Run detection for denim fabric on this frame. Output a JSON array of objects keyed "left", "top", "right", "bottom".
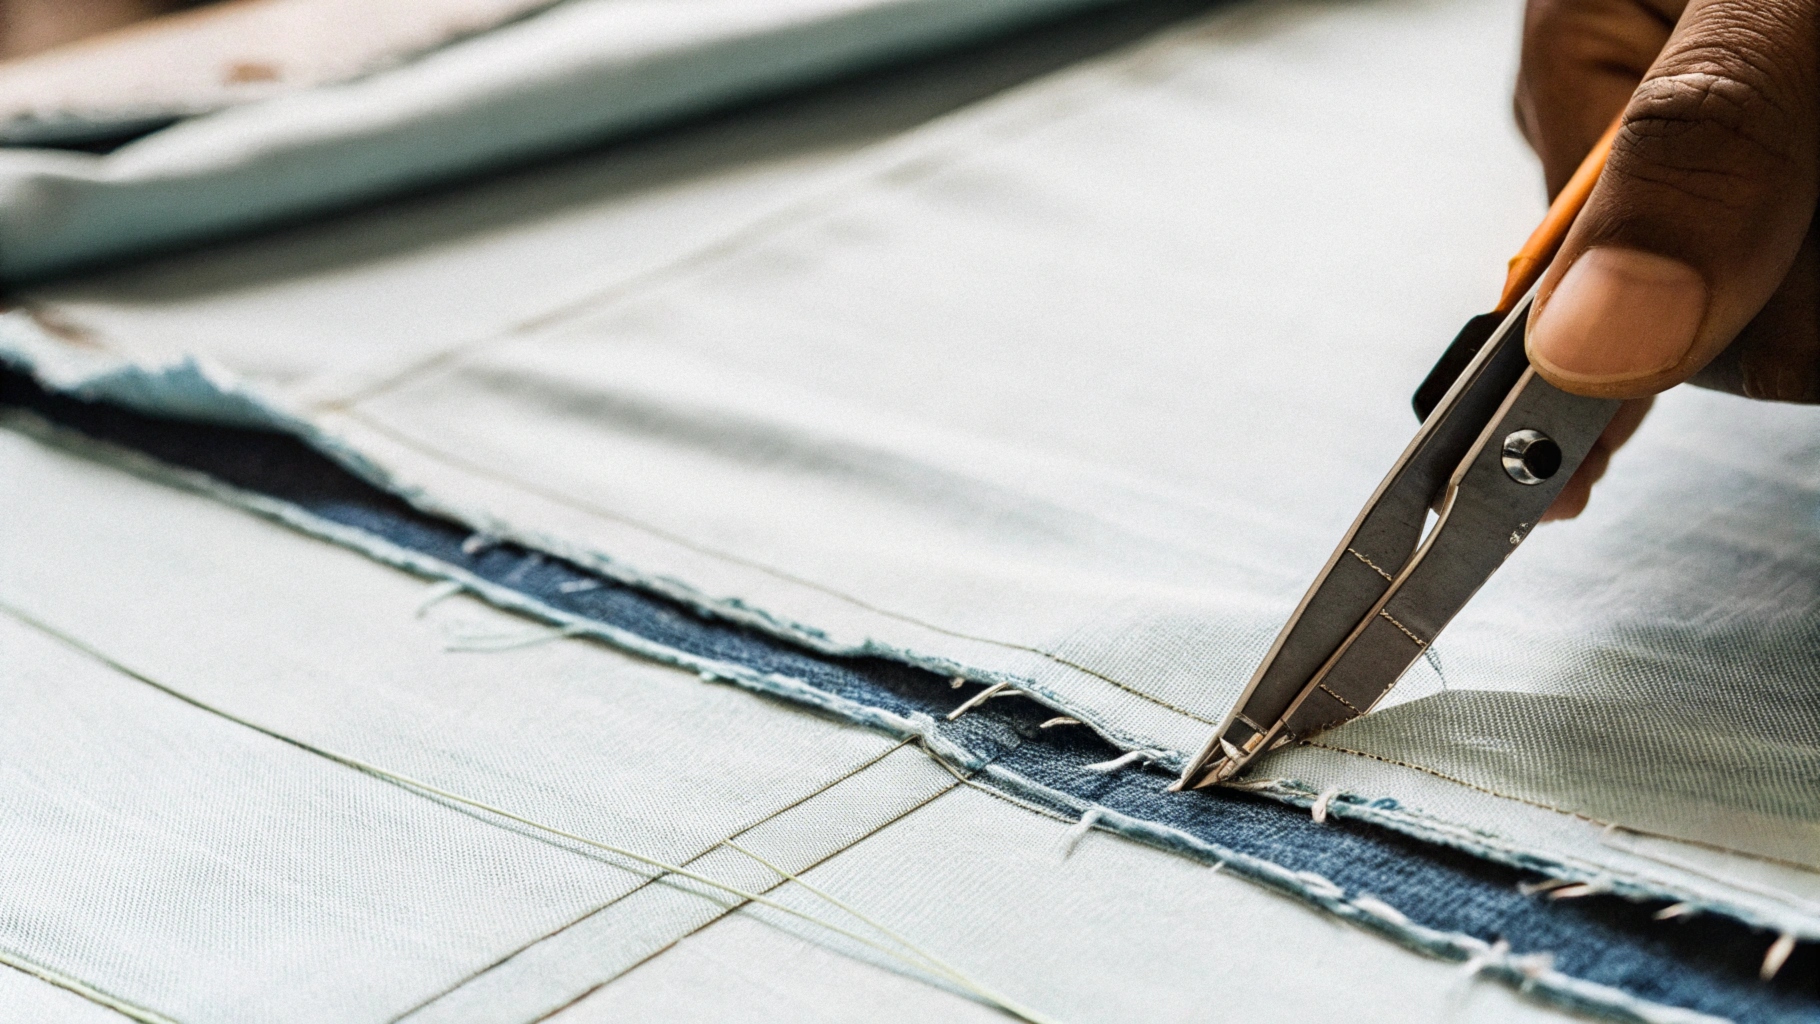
[
  {"left": 8, "top": 0, "right": 1814, "bottom": 940},
  {"left": 0, "top": 423, "right": 1583, "bottom": 1024},
  {"left": 7, "top": 370, "right": 1817, "bottom": 1024}
]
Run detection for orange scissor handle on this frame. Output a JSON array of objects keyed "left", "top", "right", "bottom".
[{"left": 1495, "top": 116, "right": 1623, "bottom": 313}]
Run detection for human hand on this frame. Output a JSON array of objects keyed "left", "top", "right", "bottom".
[{"left": 1514, "top": 0, "right": 1819, "bottom": 519}]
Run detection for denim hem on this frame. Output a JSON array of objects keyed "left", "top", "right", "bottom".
[
  {"left": 0, "top": 408, "right": 1782, "bottom": 1024},
  {"left": 0, "top": 334, "right": 1813, "bottom": 939},
  {"left": 10, "top": 345, "right": 1820, "bottom": 1021}
]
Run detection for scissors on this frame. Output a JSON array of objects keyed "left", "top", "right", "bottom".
[{"left": 1175, "top": 119, "right": 1626, "bottom": 791}]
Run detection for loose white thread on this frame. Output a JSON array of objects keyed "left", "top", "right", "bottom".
[
  {"left": 4, "top": 603, "right": 1064, "bottom": 1024},
  {"left": 949, "top": 676, "right": 967, "bottom": 689},
  {"left": 442, "top": 622, "right": 587, "bottom": 652},
  {"left": 1653, "top": 902, "right": 1695, "bottom": 921},
  {"left": 1547, "top": 881, "right": 1608, "bottom": 901},
  {"left": 414, "top": 579, "right": 465, "bottom": 617},
  {"left": 1456, "top": 937, "right": 1555, "bottom": 995},
  {"left": 1761, "top": 933, "right": 1797, "bottom": 980},
  {"left": 1517, "top": 877, "right": 1574, "bottom": 896},
  {"left": 1294, "top": 870, "right": 1344, "bottom": 900},
  {"left": 916, "top": 742, "right": 1077, "bottom": 826},
  {"left": 1352, "top": 894, "right": 1409, "bottom": 926},
  {"left": 719, "top": 841, "right": 1061, "bottom": 1024},
  {"left": 1512, "top": 951, "right": 1556, "bottom": 988},
  {"left": 1310, "top": 785, "right": 1342, "bottom": 824},
  {"left": 459, "top": 533, "right": 497, "bottom": 555},
  {"left": 1082, "top": 749, "right": 1164, "bottom": 774},
  {"left": 1061, "top": 806, "right": 1103, "bottom": 858},
  {"left": 946, "top": 681, "right": 1012, "bottom": 721},
  {"left": 1038, "top": 717, "right": 1080, "bottom": 729},
  {"left": 1599, "top": 828, "right": 1820, "bottom": 918},
  {"left": 1457, "top": 938, "right": 1510, "bottom": 986}
]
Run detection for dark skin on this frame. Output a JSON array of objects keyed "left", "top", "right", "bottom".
[
  {"left": 0, "top": 0, "right": 200, "bottom": 60},
  {"left": 1521, "top": 0, "right": 1820, "bottom": 518},
  {"left": 4, "top": 3, "right": 1809, "bottom": 522}
]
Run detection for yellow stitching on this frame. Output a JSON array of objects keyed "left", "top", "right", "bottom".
[
  {"left": 1346, "top": 547, "right": 1394, "bottom": 582},
  {"left": 1317, "top": 682, "right": 1364, "bottom": 716},
  {"left": 1377, "top": 609, "right": 1427, "bottom": 648}
]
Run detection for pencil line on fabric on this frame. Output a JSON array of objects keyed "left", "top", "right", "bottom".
[
  {"left": 0, "top": 948, "right": 178, "bottom": 1024},
  {"left": 387, "top": 736, "right": 920, "bottom": 1022},
  {"left": 0, "top": 601, "right": 1062, "bottom": 1024},
  {"left": 335, "top": 408, "right": 1220, "bottom": 726}
]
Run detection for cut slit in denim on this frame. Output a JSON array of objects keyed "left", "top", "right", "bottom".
[{"left": 3, "top": 369, "right": 1816, "bottom": 1024}]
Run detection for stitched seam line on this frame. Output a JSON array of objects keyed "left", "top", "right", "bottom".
[
  {"left": 334, "top": 409, "right": 1218, "bottom": 726},
  {"left": 0, "top": 951, "right": 173, "bottom": 1024},
  {"left": 388, "top": 736, "right": 917, "bottom": 1021},
  {"left": 1303, "top": 739, "right": 1594, "bottom": 817},
  {"left": 1377, "top": 610, "right": 1427, "bottom": 648},
  {"left": 1316, "top": 683, "right": 1364, "bottom": 717},
  {"left": 525, "top": 783, "right": 964, "bottom": 1024},
  {"left": 1300, "top": 739, "right": 1820, "bottom": 874},
  {"left": 2, "top": 601, "right": 979, "bottom": 1021},
  {"left": 316, "top": 40, "right": 1156, "bottom": 411},
  {"left": 1346, "top": 548, "right": 1394, "bottom": 582}
]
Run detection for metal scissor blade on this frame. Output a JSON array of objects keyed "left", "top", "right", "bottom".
[
  {"left": 1177, "top": 288, "right": 1623, "bottom": 790},
  {"left": 1272, "top": 367, "right": 1618, "bottom": 740},
  {"left": 1173, "top": 297, "right": 1538, "bottom": 790}
]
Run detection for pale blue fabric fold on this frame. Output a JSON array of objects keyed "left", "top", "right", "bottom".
[{"left": 0, "top": 0, "right": 1113, "bottom": 281}]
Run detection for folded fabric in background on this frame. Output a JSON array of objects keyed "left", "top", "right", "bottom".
[
  {"left": 3, "top": 0, "right": 1817, "bottom": 971},
  {"left": 0, "top": 0, "right": 1119, "bottom": 279},
  {"left": 0, "top": 0, "right": 564, "bottom": 146}
]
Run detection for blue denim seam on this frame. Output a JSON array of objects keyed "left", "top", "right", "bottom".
[
  {"left": 4, "top": 413, "right": 1770, "bottom": 1024},
  {"left": 3, "top": 356, "right": 1813, "bottom": 946},
  {"left": 0, "top": 334, "right": 1200, "bottom": 752},
  {"left": 1236, "top": 776, "right": 1820, "bottom": 940}
]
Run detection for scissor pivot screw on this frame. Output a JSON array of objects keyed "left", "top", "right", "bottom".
[{"left": 1501, "top": 429, "right": 1561, "bottom": 485}]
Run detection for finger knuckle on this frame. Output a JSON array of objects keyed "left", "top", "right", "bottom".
[{"left": 1618, "top": 67, "right": 1806, "bottom": 206}]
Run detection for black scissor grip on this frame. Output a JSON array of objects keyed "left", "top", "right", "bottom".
[{"left": 1412, "top": 311, "right": 1505, "bottom": 421}]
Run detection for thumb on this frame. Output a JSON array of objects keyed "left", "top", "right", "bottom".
[{"left": 1527, "top": 0, "right": 1820, "bottom": 399}]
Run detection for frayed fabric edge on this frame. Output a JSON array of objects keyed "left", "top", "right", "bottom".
[
  {"left": 0, "top": 414, "right": 1755, "bottom": 1024},
  {"left": 4, "top": 376, "right": 1818, "bottom": 944},
  {"left": 1228, "top": 776, "right": 1820, "bottom": 943},
  {"left": 0, "top": 325, "right": 1179, "bottom": 756}
]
